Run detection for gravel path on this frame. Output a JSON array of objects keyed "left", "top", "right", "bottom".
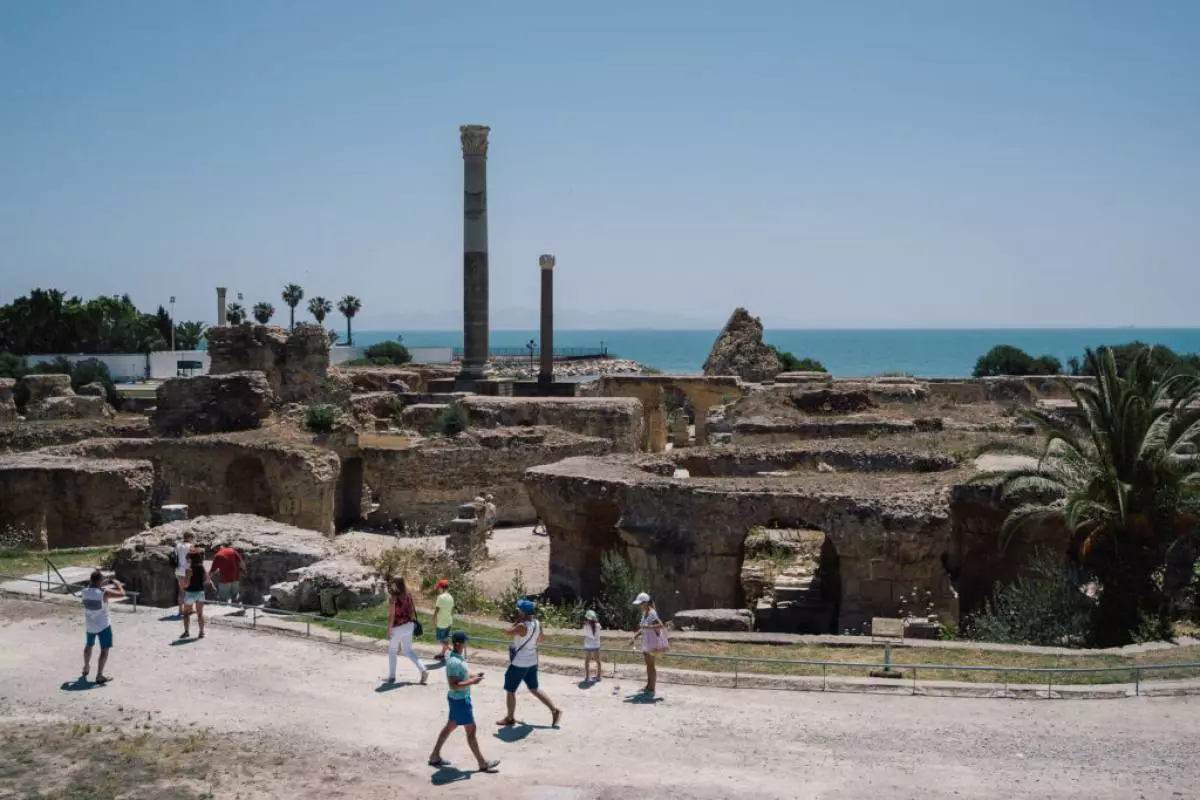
[{"left": 1, "top": 596, "right": 1197, "bottom": 799}]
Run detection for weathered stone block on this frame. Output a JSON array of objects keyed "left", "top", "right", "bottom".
[
  {"left": 24, "top": 395, "right": 112, "bottom": 421},
  {"left": 460, "top": 396, "right": 644, "bottom": 453},
  {"left": 207, "top": 323, "right": 347, "bottom": 405},
  {"left": 673, "top": 608, "right": 753, "bottom": 632},
  {"left": 112, "top": 514, "right": 332, "bottom": 607},
  {"left": 0, "top": 377, "right": 16, "bottom": 422},
  {"left": 399, "top": 403, "right": 450, "bottom": 434},
  {"left": 76, "top": 382, "right": 107, "bottom": 397},
  {"left": 702, "top": 308, "right": 782, "bottom": 382},
  {"left": 151, "top": 371, "right": 274, "bottom": 435}
]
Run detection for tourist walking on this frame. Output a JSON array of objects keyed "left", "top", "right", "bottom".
[
  {"left": 629, "top": 592, "right": 669, "bottom": 696},
  {"left": 173, "top": 532, "right": 194, "bottom": 617},
  {"left": 181, "top": 551, "right": 214, "bottom": 639},
  {"left": 81, "top": 570, "right": 125, "bottom": 685},
  {"left": 496, "top": 599, "right": 562, "bottom": 728},
  {"left": 384, "top": 577, "right": 428, "bottom": 685},
  {"left": 434, "top": 579, "right": 455, "bottom": 661},
  {"left": 210, "top": 541, "right": 245, "bottom": 612},
  {"left": 582, "top": 609, "right": 603, "bottom": 682},
  {"left": 427, "top": 632, "right": 500, "bottom": 774}
]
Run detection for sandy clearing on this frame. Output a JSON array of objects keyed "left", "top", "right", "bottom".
[{"left": 1, "top": 595, "right": 1197, "bottom": 800}]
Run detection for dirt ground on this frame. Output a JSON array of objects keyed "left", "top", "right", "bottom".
[{"left": 2, "top": 596, "right": 1198, "bottom": 799}]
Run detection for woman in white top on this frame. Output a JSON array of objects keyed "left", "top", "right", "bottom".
[
  {"left": 174, "top": 533, "right": 194, "bottom": 617},
  {"left": 629, "top": 592, "right": 669, "bottom": 696},
  {"left": 582, "top": 610, "right": 603, "bottom": 682}
]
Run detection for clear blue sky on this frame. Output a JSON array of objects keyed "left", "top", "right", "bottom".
[{"left": 1, "top": 1, "right": 1197, "bottom": 329}]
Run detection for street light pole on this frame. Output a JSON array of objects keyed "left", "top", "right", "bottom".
[{"left": 169, "top": 295, "right": 176, "bottom": 353}]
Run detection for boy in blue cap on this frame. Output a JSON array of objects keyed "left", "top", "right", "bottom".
[
  {"left": 496, "top": 599, "right": 562, "bottom": 728},
  {"left": 428, "top": 632, "right": 499, "bottom": 773}
]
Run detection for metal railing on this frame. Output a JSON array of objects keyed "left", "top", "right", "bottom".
[
  {"left": 451, "top": 346, "right": 611, "bottom": 361},
  {"left": 5, "top": 575, "right": 1198, "bottom": 698},
  {"left": 0, "top": 573, "right": 141, "bottom": 610}
]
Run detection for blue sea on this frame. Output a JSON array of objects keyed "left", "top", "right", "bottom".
[{"left": 353, "top": 328, "right": 1200, "bottom": 378}]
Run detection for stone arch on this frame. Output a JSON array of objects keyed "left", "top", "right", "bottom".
[
  {"left": 336, "top": 457, "right": 365, "bottom": 530},
  {"left": 224, "top": 456, "right": 273, "bottom": 518}
]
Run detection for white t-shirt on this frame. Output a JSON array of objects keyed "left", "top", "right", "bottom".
[
  {"left": 175, "top": 542, "right": 192, "bottom": 577},
  {"left": 510, "top": 619, "right": 540, "bottom": 668},
  {"left": 582, "top": 621, "right": 602, "bottom": 650},
  {"left": 81, "top": 587, "right": 111, "bottom": 634}
]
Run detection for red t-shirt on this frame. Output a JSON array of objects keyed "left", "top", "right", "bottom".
[{"left": 210, "top": 547, "right": 242, "bottom": 582}]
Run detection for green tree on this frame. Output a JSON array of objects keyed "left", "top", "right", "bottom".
[
  {"left": 984, "top": 346, "right": 1200, "bottom": 645},
  {"left": 173, "top": 321, "right": 206, "bottom": 350},
  {"left": 361, "top": 340, "right": 410, "bottom": 365},
  {"left": 307, "top": 296, "right": 333, "bottom": 325},
  {"left": 973, "top": 345, "right": 1062, "bottom": 377},
  {"left": 226, "top": 303, "right": 247, "bottom": 325},
  {"left": 282, "top": 283, "right": 304, "bottom": 331},
  {"left": 153, "top": 305, "right": 173, "bottom": 345},
  {"left": 1070, "top": 342, "right": 1200, "bottom": 379},
  {"left": 252, "top": 302, "right": 275, "bottom": 324},
  {"left": 769, "top": 345, "right": 825, "bottom": 373},
  {"left": 337, "top": 295, "right": 362, "bottom": 345}
]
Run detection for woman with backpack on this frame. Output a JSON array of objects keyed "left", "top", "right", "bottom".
[
  {"left": 384, "top": 577, "right": 428, "bottom": 686},
  {"left": 629, "top": 592, "right": 669, "bottom": 696}
]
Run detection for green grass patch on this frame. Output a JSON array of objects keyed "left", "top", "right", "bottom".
[{"left": 0, "top": 546, "right": 115, "bottom": 579}]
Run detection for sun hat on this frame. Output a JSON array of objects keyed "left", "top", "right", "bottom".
[
  {"left": 516, "top": 599, "right": 536, "bottom": 615},
  {"left": 452, "top": 631, "right": 468, "bottom": 644},
  {"left": 585, "top": 610, "right": 598, "bottom": 621},
  {"left": 436, "top": 579, "right": 449, "bottom": 590},
  {"left": 632, "top": 592, "right": 651, "bottom": 606}
]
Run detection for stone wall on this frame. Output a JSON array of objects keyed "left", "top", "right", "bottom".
[
  {"left": 206, "top": 323, "right": 350, "bottom": 406},
  {"left": 151, "top": 371, "right": 274, "bottom": 435},
  {"left": 459, "top": 396, "right": 644, "bottom": 453},
  {"left": 362, "top": 426, "right": 611, "bottom": 530},
  {"left": 0, "top": 417, "right": 151, "bottom": 454},
  {"left": 0, "top": 453, "right": 153, "bottom": 548},
  {"left": 19, "top": 374, "right": 112, "bottom": 421},
  {"left": 0, "top": 378, "right": 17, "bottom": 422},
  {"left": 43, "top": 434, "right": 342, "bottom": 536},
  {"left": 595, "top": 375, "right": 742, "bottom": 451}
]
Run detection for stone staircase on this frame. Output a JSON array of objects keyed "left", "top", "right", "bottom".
[{"left": 742, "top": 528, "right": 839, "bottom": 634}]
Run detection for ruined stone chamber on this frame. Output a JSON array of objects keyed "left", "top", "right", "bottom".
[
  {"left": 524, "top": 442, "right": 1068, "bottom": 631},
  {"left": 0, "top": 453, "right": 154, "bottom": 548},
  {"left": 42, "top": 433, "right": 342, "bottom": 536},
  {"left": 360, "top": 425, "right": 611, "bottom": 531},
  {"left": 205, "top": 322, "right": 351, "bottom": 406}
]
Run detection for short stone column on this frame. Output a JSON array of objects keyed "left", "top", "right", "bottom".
[
  {"left": 694, "top": 412, "right": 709, "bottom": 446},
  {"left": 538, "top": 254, "right": 555, "bottom": 390},
  {"left": 671, "top": 413, "right": 690, "bottom": 448},
  {"left": 459, "top": 124, "right": 491, "bottom": 380},
  {"left": 160, "top": 504, "right": 189, "bottom": 523},
  {"left": 447, "top": 502, "right": 488, "bottom": 568},
  {"left": 216, "top": 288, "right": 228, "bottom": 327}
]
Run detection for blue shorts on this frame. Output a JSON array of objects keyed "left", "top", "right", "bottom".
[
  {"left": 503, "top": 664, "right": 539, "bottom": 693},
  {"left": 86, "top": 627, "right": 113, "bottom": 650},
  {"left": 447, "top": 696, "right": 475, "bottom": 726},
  {"left": 435, "top": 627, "right": 451, "bottom": 642}
]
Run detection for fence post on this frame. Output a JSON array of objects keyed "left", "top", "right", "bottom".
[
  {"left": 338, "top": 619, "right": 343, "bottom": 644},
  {"left": 822, "top": 663, "right": 827, "bottom": 691},
  {"left": 1135, "top": 668, "right": 1140, "bottom": 697},
  {"left": 1047, "top": 671, "right": 1052, "bottom": 699},
  {"left": 252, "top": 606, "right": 257, "bottom": 629},
  {"left": 734, "top": 659, "right": 739, "bottom": 689},
  {"left": 912, "top": 666, "right": 917, "bottom": 696},
  {"left": 306, "top": 617, "right": 311, "bottom": 638}
]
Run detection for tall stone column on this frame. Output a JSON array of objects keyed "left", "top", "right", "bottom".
[
  {"left": 459, "top": 124, "right": 491, "bottom": 380},
  {"left": 216, "top": 287, "right": 228, "bottom": 326},
  {"left": 538, "top": 254, "right": 555, "bottom": 389}
]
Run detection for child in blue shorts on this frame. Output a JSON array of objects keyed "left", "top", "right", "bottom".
[{"left": 427, "top": 632, "right": 499, "bottom": 774}]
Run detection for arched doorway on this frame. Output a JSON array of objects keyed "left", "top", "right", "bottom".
[{"left": 224, "top": 457, "right": 273, "bottom": 518}]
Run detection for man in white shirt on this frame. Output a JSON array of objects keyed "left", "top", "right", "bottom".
[
  {"left": 496, "top": 600, "right": 562, "bottom": 728},
  {"left": 81, "top": 570, "right": 125, "bottom": 686}
]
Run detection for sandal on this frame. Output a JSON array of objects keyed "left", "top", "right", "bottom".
[
  {"left": 551, "top": 708, "right": 563, "bottom": 728},
  {"left": 478, "top": 760, "right": 500, "bottom": 773},
  {"left": 95, "top": 676, "right": 110, "bottom": 686},
  {"left": 495, "top": 717, "right": 515, "bottom": 727},
  {"left": 419, "top": 671, "right": 429, "bottom": 685},
  {"left": 428, "top": 757, "right": 450, "bottom": 768}
]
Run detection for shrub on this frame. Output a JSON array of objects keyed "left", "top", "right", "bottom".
[
  {"left": 972, "top": 345, "right": 1062, "bottom": 377},
  {"left": 498, "top": 569, "right": 532, "bottom": 623},
  {"left": 417, "top": 551, "right": 489, "bottom": 614},
  {"left": 1068, "top": 342, "right": 1200, "bottom": 379},
  {"left": 769, "top": 345, "right": 825, "bottom": 373},
  {"left": 596, "top": 550, "right": 645, "bottom": 631},
  {"left": 0, "top": 352, "right": 29, "bottom": 380},
  {"left": 435, "top": 404, "right": 469, "bottom": 436},
  {"left": 361, "top": 340, "right": 411, "bottom": 365},
  {"left": 360, "top": 547, "right": 420, "bottom": 588},
  {"left": 305, "top": 403, "right": 341, "bottom": 434},
  {"left": 536, "top": 598, "right": 588, "bottom": 630},
  {"left": 967, "top": 553, "right": 1094, "bottom": 646}
]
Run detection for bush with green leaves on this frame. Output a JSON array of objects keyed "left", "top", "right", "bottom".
[
  {"left": 967, "top": 553, "right": 1095, "bottom": 646},
  {"left": 972, "top": 345, "right": 1061, "bottom": 377},
  {"left": 596, "top": 550, "right": 646, "bottom": 631},
  {"left": 417, "top": 551, "right": 489, "bottom": 614},
  {"left": 304, "top": 403, "right": 341, "bottom": 434},
  {"left": 362, "top": 340, "right": 411, "bottom": 365},
  {"left": 769, "top": 345, "right": 825, "bottom": 373},
  {"left": 498, "top": 569, "right": 533, "bottom": 623},
  {"left": 435, "top": 403, "right": 469, "bottom": 436}
]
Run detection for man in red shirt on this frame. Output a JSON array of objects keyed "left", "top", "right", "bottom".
[{"left": 210, "top": 542, "right": 246, "bottom": 612}]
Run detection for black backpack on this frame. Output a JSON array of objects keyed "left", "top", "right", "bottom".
[{"left": 167, "top": 549, "right": 179, "bottom": 569}]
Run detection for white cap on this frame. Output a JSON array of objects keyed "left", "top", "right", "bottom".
[
  {"left": 632, "top": 592, "right": 651, "bottom": 606},
  {"left": 585, "top": 609, "right": 598, "bottom": 621}
]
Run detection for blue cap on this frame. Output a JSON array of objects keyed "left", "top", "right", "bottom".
[
  {"left": 516, "top": 599, "right": 535, "bottom": 615},
  {"left": 452, "top": 631, "right": 468, "bottom": 644}
]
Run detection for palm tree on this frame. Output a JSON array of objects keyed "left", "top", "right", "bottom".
[
  {"left": 226, "top": 302, "right": 246, "bottom": 325},
  {"left": 337, "top": 295, "right": 362, "bottom": 346},
  {"left": 307, "top": 296, "right": 333, "bottom": 325},
  {"left": 252, "top": 301, "right": 275, "bottom": 325},
  {"left": 985, "top": 346, "right": 1200, "bottom": 645},
  {"left": 282, "top": 283, "right": 304, "bottom": 331},
  {"left": 174, "top": 321, "right": 206, "bottom": 350}
]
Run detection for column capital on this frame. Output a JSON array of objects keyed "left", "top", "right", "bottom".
[
  {"left": 460, "top": 124, "right": 491, "bottom": 158},
  {"left": 539, "top": 254, "right": 556, "bottom": 270}
]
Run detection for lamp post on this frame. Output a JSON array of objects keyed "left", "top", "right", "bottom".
[
  {"left": 527, "top": 339, "right": 536, "bottom": 375},
  {"left": 169, "top": 296, "right": 176, "bottom": 352}
]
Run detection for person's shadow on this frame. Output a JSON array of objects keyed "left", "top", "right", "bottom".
[
  {"left": 576, "top": 679, "right": 597, "bottom": 690},
  {"left": 495, "top": 723, "right": 555, "bottom": 743},
  {"left": 374, "top": 681, "right": 416, "bottom": 693},
  {"left": 623, "top": 692, "right": 664, "bottom": 704},
  {"left": 169, "top": 637, "right": 198, "bottom": 646},
  {"left": 60, "top": 676, "right": 98, "bottom": 692},
  {"left": 431, "top": 766, "right": 471, "bottom": 785}
]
